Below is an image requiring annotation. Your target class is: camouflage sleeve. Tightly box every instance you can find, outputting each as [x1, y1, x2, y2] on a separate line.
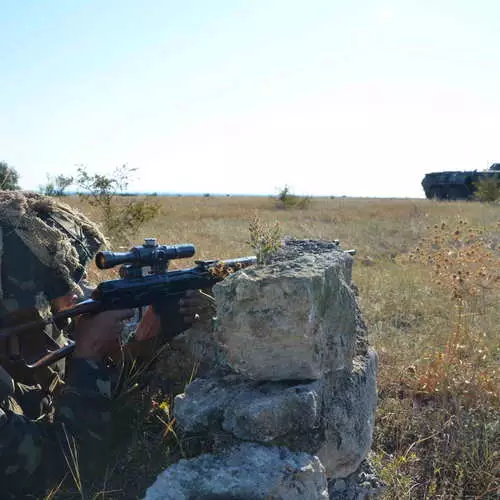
[0, 358, 114, 498]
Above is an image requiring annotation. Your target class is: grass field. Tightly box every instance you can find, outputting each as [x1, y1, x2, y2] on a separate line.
[65, 195, 499, 499]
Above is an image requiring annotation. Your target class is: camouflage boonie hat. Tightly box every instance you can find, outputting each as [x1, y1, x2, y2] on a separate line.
[0, 191, 106, 317]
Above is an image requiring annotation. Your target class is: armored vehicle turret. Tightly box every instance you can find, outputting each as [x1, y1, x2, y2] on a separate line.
[422, 164, 500, 200]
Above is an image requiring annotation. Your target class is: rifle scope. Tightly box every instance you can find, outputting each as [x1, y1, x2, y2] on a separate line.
[95, 242, 196, 270]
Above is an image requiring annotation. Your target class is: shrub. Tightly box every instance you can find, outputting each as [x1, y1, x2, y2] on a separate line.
[400, 220, 499, 405]
[474, 176, 500, 202]
[375, 219, 500, 498]
[275, 185, 311, 209]
[76, 164, 161, 246]
[0, 161, 20, 190]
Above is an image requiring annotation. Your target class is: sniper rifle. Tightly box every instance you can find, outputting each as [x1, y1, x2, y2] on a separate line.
[0, 238, 256, 369]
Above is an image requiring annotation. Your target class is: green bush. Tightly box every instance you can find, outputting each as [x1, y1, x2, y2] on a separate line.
[76, 164, 161, 245]
[0, 161, 20, 190]
[275, 185, 311, 209]
[474, 176, 500, 202]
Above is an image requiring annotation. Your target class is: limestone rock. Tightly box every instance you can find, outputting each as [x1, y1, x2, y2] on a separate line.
[316, 351, 378, 479]
[174, 351, 377, 478]
[268, 239, 353, 286]
[328, 458, 385, 499]
[143, 442, 329, 500]
[223, 380, 320, 443]
[214, 251, 361, 381]
[175, 376, 321, 441]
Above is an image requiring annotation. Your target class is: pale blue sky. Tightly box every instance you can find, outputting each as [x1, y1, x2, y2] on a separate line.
[1, 0, 500, 197]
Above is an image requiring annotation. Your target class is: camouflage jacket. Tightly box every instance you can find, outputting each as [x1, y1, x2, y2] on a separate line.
[0, 357, 115, 499]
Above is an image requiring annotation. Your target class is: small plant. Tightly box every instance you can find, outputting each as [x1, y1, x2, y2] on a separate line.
[247, 214, 282, 264]
[474, 176, 500, 202]
[76, 165, 161, 246]
[372, 450, 418, 498]
[275, 185, 311, 209]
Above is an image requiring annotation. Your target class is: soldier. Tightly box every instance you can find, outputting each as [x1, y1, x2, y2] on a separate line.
[0, 191, 206, 498]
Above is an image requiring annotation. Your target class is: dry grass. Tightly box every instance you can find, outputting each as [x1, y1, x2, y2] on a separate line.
[62, 194, 499, 499]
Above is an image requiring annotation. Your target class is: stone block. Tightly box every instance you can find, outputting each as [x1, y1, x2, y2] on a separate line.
[214, 252, 361, 381]
[174, 351, 377, 478]
[143, 442, 329, 500]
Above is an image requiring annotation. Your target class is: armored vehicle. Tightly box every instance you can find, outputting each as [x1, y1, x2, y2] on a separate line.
[422, 164, 500, 200]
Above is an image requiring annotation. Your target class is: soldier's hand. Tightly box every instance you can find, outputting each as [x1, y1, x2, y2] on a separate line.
[73, 309, 134, 360]
[133, 290, 216, 343]
[179, 290, 216, 327]
[134, 306, 161, 342]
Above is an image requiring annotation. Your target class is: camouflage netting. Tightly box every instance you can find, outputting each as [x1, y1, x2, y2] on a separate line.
[0, 191, 106, 316]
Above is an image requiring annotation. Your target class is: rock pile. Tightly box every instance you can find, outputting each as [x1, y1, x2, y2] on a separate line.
[145, 239, 379, 500]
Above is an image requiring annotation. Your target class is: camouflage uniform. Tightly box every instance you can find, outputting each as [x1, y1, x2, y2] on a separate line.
[0, 360, 113, 498]
[0, 191, 115, 498]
